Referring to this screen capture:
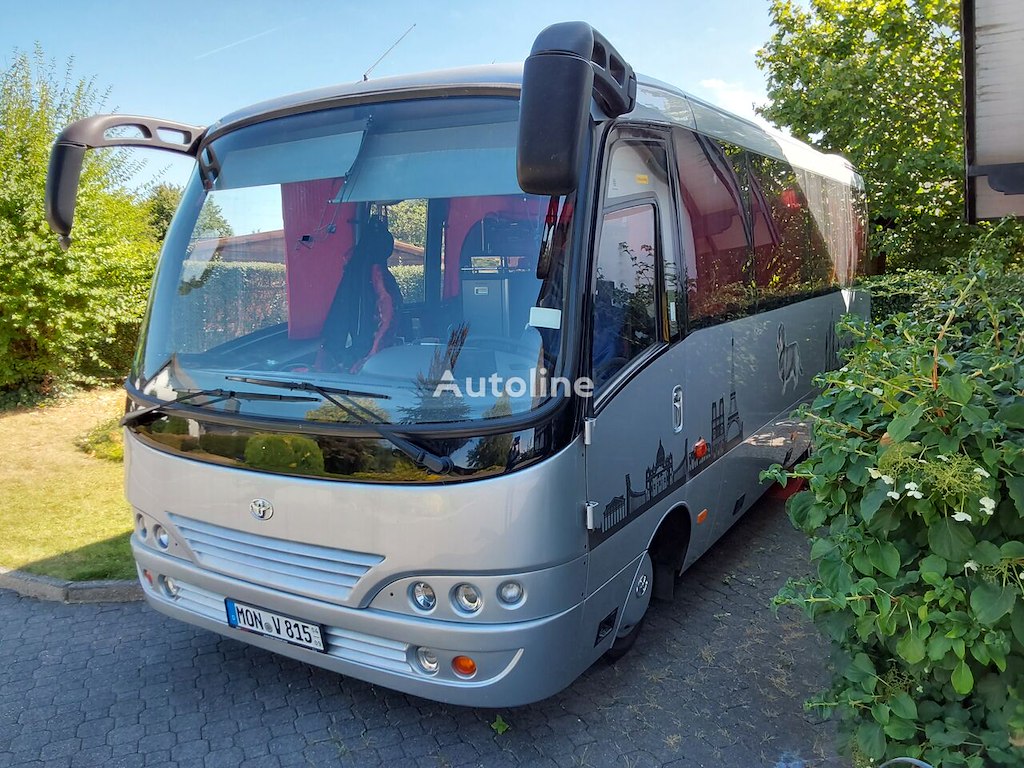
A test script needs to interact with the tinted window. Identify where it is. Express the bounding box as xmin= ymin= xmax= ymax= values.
xmin=747 ymin=155 xmax=837 ymax=309
xmin=673 ymin=129 xmax=754 ymax=328
xmin=592 ymin=204 xmax=659 ymax=388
